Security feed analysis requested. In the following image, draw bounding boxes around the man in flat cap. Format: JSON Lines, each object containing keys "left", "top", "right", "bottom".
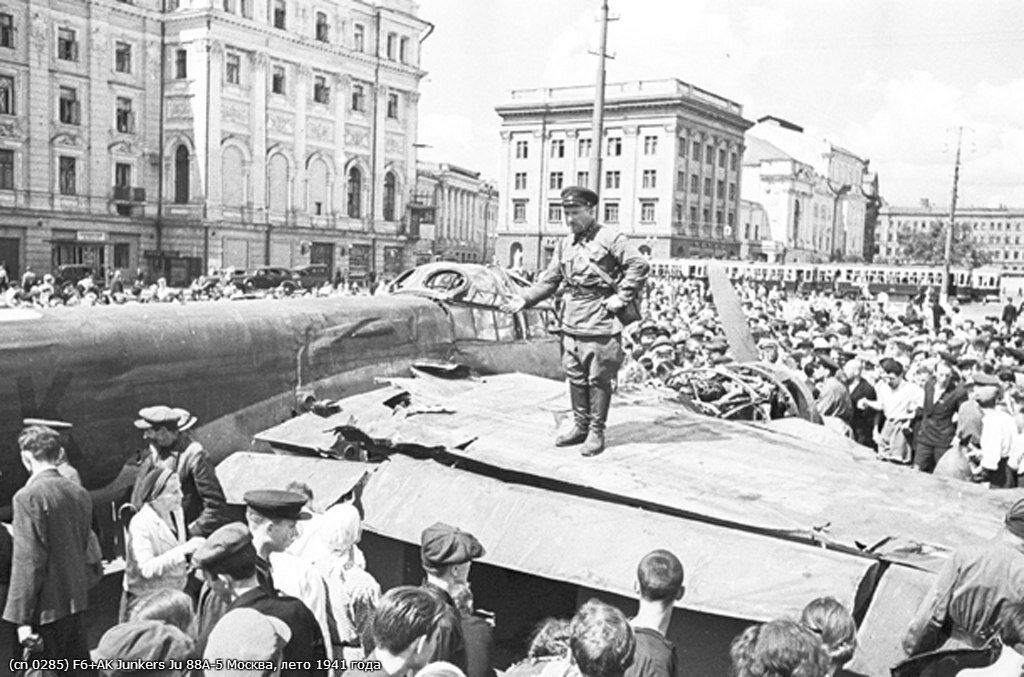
{"left": 502, "top": 186, "right": 650, "bottom": 456}
{"left": 420, "top": 522, "right": 485, "bottom": 672}
{"left": 132, "top": 405, "right": 228, "bottom": 538}
{"left": 193, "top": 522, "right": 328, "bottom": 675}
{"left": 903, "top": 498, "right": 1024, "bottom": 657}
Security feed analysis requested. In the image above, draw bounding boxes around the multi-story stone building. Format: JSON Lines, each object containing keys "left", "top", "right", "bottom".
{"left": 742, "top": 117, "right": 876, "bottom": 263}
{"left": 876, "top": 200, "right": 1024, "bottom": 271}
{"left": 493, "top": 79, "right": 753, "bottom": 271}
{"left": 0, "top": 0, "right": 430, "bottom": 284}
{"left": 412, "top": 161, "right": 497, "bottom": 264}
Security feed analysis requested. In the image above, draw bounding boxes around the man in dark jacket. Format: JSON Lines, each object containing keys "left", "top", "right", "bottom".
{"left": 420, "top": 522, "right": 486, "bottom": 673}
{"left": 502, "top": 186, "right": 649, "bottom": 457}
{"left": 914, "top": 359, "right": 968, "bottom": 473}
{"left": 3, "top": 426, "right": 94, "bottom": 674}
{"left": 625, "top": 550, "right": 684, "bottom": 677}
{"left": 845, "top": 358, "right": 877, "bottom": 449}
{"left": 194, "top": 523, "right": 327, "bottom": 676}
{"left": 132, "top": 405, "right": 228, "bottom": 537}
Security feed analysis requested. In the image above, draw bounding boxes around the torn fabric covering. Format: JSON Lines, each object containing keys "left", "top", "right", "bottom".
{"left": 361, "top": 455, "right": 878, "bottom": 623}
{"left": 258, "top": 372, "right": 1014, "bottom": 572}
{"left": 214, "top": 451, "right": 373, "bottom": 512}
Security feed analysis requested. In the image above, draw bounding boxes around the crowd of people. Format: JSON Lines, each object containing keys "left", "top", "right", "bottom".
{"left": 620, "top": 272, "right": 1024, "bottom": 486}
{"left": 0, "top": 265, "right": 390, "bottom": 309}
{"left": 4, "top": 397, "right": 1024, "bottom": 677}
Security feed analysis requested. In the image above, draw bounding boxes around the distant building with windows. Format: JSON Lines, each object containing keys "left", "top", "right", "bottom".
{"left": 0, "top": 0, "right": 430, "bottom": 285}
{"left": 742, "top": 117, "right": 878, "bottom": 263}
{"left": 876, "top": 200, "right": 1024, "bottom": 271}
{"left": 493, "top": 79, "right": 753, "bottom": 271}
{"left": 412, "top": 161, "right": 497, "bottom": 264}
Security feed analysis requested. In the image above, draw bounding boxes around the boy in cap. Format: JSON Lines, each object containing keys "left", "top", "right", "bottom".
{"left": 501, "top": 186, "right": 650, "bottom": 457}
{"left": 193, "top": 522, "right": 328, "bottom": 675}
{"left": 133, "top": 405, "right": 228, "bottom": 538}
{"left": 342, "top": 586, "right": 446, "bottom": 677}
{"left": 903, "top": 498, "right": 1024, "bottom": 656}
{"left": 420, "top": 522, "right": 485, "bottom": 672}
{"left": 625, "top": 551, "right": 683, "bottom": 677}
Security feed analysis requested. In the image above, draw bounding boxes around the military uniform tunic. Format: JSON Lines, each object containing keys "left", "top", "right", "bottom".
{"left": 520, "top": 223, "right": 648, "bottom": 387}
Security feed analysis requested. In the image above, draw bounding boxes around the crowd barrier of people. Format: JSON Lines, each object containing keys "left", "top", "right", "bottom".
{"left": 0, "top": 267, "right": 392, "bottom": 309}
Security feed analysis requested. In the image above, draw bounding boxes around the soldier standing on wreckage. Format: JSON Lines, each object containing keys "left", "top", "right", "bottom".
{"left": 502, "top": 186, "right": 649, "bottom": 457}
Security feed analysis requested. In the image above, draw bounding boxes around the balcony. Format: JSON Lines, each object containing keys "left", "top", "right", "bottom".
{"left": 113, "top": 186, "right": 146, "bottom": 202}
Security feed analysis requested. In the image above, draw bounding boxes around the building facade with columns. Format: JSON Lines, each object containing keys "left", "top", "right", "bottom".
{"left": 742, "top": 117, "right": 877, "bottom": 263}
{"left": 0, "top": 0, "right": 431, "bottom": 285}
{"left": 493, "top": 79, "right": 752, "bottom": 272}
{"left": 412, "top": 161, "right": 497, "bottom": 264}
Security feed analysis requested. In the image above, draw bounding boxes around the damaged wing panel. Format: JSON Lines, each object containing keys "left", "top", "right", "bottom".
{"left": 362, "top": 455, "right": 878, "bottom": 623}
{"left": 260, "top": 372, "right": 1012, "bottom": 571}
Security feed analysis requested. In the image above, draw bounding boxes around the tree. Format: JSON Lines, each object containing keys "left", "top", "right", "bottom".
{"left": 897, "top": 222, "right": 991, "bottom": 268}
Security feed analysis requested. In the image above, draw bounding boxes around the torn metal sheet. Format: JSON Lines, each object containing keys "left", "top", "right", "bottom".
{"left": 361, "top": 455, "right": 878, "bottom": 623}
{"left": 215, "top": 451, "right": 373, "bottom": 512}
{"left": 261, "top": 372, "right": 1015, "bottom": 572}
{"left": 708, "top": 262, "right": 759, "bottom": 362}
{"left": 848, "top": 563, "right": 935, "bottom": 677}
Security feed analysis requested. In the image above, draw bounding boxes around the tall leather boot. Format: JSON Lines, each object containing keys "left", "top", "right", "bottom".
{"left": 580, "top": 384, "right": 611, "bottom": 457}
{"left": 555, "top": 383, "right": 590, "bottom": 446}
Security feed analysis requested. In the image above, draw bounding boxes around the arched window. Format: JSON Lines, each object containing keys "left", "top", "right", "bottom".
{"left": 383, "top": 171, "right": 396, "bottom": 221}
{"left": 639, "top": 245, "right": 652, "bottom": 257}
{"left": 308, "top": 157, "right": 328, "bottom": 215}
{"left": 347, "top": 166, "right": 362, "bottom": 218}
{"left": 174, "top": 146, "right": 190, "bottom": 204}
{"left": 509, "top": 242, "right": 523, "bottom": 268}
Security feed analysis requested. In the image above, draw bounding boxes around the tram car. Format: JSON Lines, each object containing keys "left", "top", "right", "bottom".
{"left": 648, "top": 258, "right": 1002, "bottom": 301}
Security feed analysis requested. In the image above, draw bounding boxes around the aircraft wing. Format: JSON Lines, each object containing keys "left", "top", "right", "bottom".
{"left": 245, "top": 371, "right": 983, "bottom": 674}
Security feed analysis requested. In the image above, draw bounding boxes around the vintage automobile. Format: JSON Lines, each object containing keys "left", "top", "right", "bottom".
{"left": 240, "top": 266, "right": 294, "bottom": 291}
{"left": 291, "top": 263, "right": 331, "bottom": 290}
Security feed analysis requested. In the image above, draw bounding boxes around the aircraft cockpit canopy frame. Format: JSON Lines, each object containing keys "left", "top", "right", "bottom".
{"left": 388, "top": 263, "right": 544, "bottom": 310}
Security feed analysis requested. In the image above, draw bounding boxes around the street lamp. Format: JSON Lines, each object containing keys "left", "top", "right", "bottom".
{"left": 827, "top": 180, "right": 851, "bottom": 261}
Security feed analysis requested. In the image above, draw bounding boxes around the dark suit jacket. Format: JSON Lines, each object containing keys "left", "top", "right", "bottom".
{"left": 2, "top": 468, "right": 93, "bottom": 626}
{"left": 231, "top": 587, "right": 328, "bottom": 676}
{"left": 848, "top": 377, "right": 877, "bottom": 445}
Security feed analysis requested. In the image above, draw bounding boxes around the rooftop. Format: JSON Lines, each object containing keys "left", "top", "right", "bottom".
{"left": 502, "top": 78, "right": 744, "bottom": 116}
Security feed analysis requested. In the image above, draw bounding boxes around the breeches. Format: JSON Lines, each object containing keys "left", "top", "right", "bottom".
{"left": 562, "top": 334, "right": 623, "bottom": 389}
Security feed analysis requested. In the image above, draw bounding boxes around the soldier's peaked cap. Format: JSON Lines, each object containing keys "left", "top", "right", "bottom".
{"left": 243, "top": 489, "right": 311, "bottom": 521}
{"left": 560, "top": 186, "right": 599, "bottom": 208}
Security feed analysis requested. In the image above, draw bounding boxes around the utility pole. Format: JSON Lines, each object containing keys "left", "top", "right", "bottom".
{"left": 587, "top": 0, "right": 613, "bottom": 194}
{"left": 942, "top": 126, "right": 963, "bottom": 303}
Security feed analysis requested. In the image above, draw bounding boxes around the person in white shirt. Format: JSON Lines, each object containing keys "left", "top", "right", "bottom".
{"left": 974, "top": 385, "right": 1018, "bottom": 488}
{"left": 860, "top": 358, "right": 924, "bottom": 464}
{"left": 122, "top": 468, "right": 205, "bottom": 620}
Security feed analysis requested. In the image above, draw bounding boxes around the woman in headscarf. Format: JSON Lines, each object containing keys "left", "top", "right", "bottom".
{"left": 309, "top": 502, "right": 380, "bottom": 660}
{"left": 121, "top": 467, "right": 205, "bottom": 620}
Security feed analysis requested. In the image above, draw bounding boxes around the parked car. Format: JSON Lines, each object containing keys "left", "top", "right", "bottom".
{"left": 291, "top": 264, "right": 331, "bottom": 290}
{"left": 54, "top": 264, "right": 98, "bottom": 287}
{"left": 241, "top": 266, "right": 294, "bottom": 291}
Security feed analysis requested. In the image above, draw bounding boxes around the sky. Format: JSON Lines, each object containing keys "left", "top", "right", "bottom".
{"left": 415, "top": 0, "right": 1024, "bottom": 209}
